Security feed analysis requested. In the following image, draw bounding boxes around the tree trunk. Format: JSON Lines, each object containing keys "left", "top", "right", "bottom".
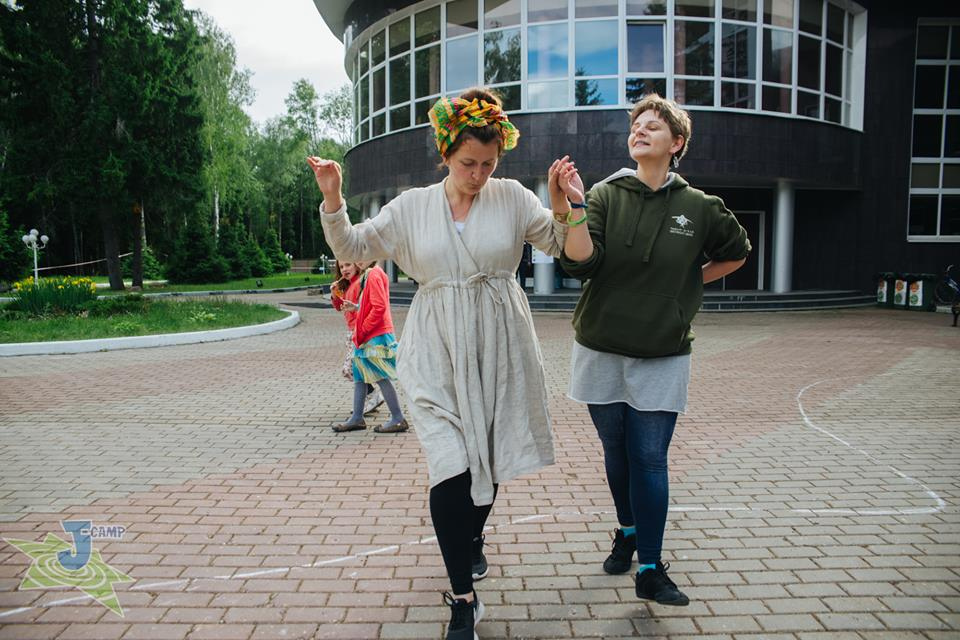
{"left": 99, "top": 205, "right": 124, "bottom": 290}
{"left": 213, "top": 187, "right": 220, "bottom": 239}
{"left": 132, "top": 201, "right": 144, "bottom": 288}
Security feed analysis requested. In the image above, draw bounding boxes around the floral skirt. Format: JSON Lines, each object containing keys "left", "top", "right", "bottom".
{"left": 340, "top": 332, "right": 355, "bottom": 381}
{"left": 351, "top": 333, "right": 398, "bottom": 383}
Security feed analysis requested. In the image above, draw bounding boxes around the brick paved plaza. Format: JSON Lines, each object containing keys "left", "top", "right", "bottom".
{"left": 0, "top": 293, "right": 957, "bottom": 640}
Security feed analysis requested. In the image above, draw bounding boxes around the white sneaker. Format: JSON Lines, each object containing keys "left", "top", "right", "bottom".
{"left": 363, "top": 388, "right": 384, "bottom": 415}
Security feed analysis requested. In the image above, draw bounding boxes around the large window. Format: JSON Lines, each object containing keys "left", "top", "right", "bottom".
{"left": 349, "top": 0, "right": 866, "bottom": 144}
{"left": 908, "top": 21, "right": 960, "bottom": 241}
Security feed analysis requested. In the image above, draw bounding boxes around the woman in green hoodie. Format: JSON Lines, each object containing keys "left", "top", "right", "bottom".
{"left": 560, "top": 94, "right": 750, "bottom": 606}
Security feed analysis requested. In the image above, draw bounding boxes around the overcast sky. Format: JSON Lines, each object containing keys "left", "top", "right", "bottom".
{"left": 182, "top": 0, "right": 350, "bottom": 125}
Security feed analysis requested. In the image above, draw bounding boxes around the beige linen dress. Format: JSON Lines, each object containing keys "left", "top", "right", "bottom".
{"left": 320, "top": 177, "right": 568, "bottom": 505}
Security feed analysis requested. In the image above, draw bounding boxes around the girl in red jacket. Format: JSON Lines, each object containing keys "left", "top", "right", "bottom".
{"left": 334, "top": 261, "right": 408, "bottom": 433}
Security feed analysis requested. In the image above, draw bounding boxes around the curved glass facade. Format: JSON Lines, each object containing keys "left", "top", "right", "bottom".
{"left": 348, "top": 0, "right": 866, "bottom": 145}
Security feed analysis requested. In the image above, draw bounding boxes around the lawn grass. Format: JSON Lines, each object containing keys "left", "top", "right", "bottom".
{"left": 91, "top": 273, "right": 333, "bottom": 293}
{"left": 0, "top": 298, "right": 288, "bottom": 343}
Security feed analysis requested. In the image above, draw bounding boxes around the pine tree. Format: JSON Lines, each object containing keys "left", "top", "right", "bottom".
{"left": 243, "top": 232, "right": 272, "bottom": 278}
{"left": 0, "top": 211, "right": 30, "bottom": 284}
{"left": 165, "top": 211, "right": 228, "bottom": 283}
{"left": 261, "top": 228, "right": 289, "bottom": 274}
{"left": 217, "top": 221, "right": 250, "bottom": 280}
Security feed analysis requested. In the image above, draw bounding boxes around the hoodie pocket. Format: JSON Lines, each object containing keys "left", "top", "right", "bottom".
{"left": 577, "top": 287, "right": 688, "bottom": 358}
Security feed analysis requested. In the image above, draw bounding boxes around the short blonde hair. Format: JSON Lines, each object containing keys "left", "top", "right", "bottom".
{"left": 629, "top": 94, "right": 692, "bottom": 163}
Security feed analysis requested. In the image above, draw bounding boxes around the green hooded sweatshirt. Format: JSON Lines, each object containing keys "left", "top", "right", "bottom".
{"left": 560, "top": 170, "right": 751, "bottom": 358}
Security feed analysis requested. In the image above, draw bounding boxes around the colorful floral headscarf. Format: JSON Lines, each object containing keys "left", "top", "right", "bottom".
{"left": 428, "top": 96, "right": 520, "bottom": 156}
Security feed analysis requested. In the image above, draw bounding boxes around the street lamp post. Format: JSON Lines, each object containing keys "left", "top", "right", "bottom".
{"left": 21, "top": 228, "right": 49, "bottom": 283}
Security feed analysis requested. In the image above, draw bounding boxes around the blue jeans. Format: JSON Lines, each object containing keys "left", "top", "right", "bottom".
{"left": 588, "top": 403, "right": 677, "bottom": 565}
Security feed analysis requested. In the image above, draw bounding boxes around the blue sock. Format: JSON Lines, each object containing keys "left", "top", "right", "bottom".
{"left": 620, "top": 526, "right": 636, "bottom": 537}
{"left": 637, "top": 563, "right": 657, "bottom": 575}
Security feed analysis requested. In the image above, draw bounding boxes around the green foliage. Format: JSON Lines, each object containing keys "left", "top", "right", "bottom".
{"left": 217, "top": 221, "right": 251, "bottom": 280}
{"left": 243, "top": 232, "right": 272, "bottom": 277}
{"left": 0, "top": 211, "right": 30, "bottom": 284}
{"left": 165, "top": 211, "right": 229, "bottom": 283}
{"left": 260, "top": 228, "right": 289, "bottom": 273}
{"left": 85, "top": 293, "right": 150, "bottom": 317}
{"left": 121, "top": 245, "right": 164, "bottom": 280}
{"left": 9, "top": 276, "right": 98, "bottom": 316}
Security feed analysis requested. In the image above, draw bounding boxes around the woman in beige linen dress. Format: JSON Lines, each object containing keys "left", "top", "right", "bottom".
{"left": 308, "top": 87, "right": 591, "bottom": 640}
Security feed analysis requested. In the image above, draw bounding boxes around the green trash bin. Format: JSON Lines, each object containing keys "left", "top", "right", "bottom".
{"left": 893, "top": 273, "right": 910, "bottom": 308}
{"left": 874, "top": 271, "right": 896, "bottom": 307}
{"left": 908, "top": 273, "right": 938, "bottom": 311}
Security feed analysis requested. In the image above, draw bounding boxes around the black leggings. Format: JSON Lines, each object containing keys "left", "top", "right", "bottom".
{"left": 429, "top": 471, "right": 498, "bottom": 595}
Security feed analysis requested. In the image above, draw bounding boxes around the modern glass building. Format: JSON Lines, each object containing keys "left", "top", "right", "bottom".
{"left": 315, "top": 0, "right": 959, "bottom": 293}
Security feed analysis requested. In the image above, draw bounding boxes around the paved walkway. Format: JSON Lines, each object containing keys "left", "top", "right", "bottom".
{"left": 0, "top": 294, "right": 957, "bottom": 640}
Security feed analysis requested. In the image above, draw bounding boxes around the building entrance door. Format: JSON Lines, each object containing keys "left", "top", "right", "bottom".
{"left": 705, "top": 210, "right": 764, "bottom": 291}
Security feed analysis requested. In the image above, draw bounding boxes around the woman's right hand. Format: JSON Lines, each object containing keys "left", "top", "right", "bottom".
{"left": 306, "top": 157, "right": 343, "bottom": 211}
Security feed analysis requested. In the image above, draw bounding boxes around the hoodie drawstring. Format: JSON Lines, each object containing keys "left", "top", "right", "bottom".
{"left": 640, "top": 187, "right": 672, "bottom": 263}
{"left": 626, "top": 188, "right": 645, "bottom": 248}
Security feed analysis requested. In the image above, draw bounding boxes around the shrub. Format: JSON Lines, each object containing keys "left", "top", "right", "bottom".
{"left": 121, "top": 245, "right": 164, "bottom": 280}
{"left": 84, "top": 294, "right": 151, "bottom": 317}
{"left": 243, "top": 232, "right": 272, "bottom": 278}
{"left": 218, "top": 222, "right": 251, "bottom": 280}
{"left": 10, "top": 276, "right": 97, "bottom": 316}
{"left": 261, "top": 228, "right": 290, "bottom": 274}
{"left": 0, "top": 211, "right": 30, "bottom": 285}
{"left": 165, "top": 212, "right": 229, "bottom": 284}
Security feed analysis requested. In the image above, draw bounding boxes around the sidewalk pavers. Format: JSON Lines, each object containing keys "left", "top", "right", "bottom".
{"left": 0, "top": 297, "right": 957, "bottom": 639}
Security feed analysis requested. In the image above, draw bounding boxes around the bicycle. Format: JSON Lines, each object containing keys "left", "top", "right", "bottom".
{"left": 933, "top": 264, "right": 960, "bottom": 326}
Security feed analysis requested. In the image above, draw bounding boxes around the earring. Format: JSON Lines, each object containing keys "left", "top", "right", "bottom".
{"left": 671, "top": 155, "right": 680, "bottom": 169}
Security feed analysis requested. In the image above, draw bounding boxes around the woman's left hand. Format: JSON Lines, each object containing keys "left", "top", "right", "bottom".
{"left": 557, "top": 161, "right": 585, "bottom": 205}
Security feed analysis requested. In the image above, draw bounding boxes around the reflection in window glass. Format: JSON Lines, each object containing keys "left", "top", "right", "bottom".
{"left": 675, "top": 21, "right": 714, "bottom": 77}
{"left": 941, "top": 196, "right": 960, "bottom": 235}
{"left": 485, "top": 28, "right": 521, "bottom": 84}
{"left": 415, "top": 45, "right": 441, "bottom": 98}
{"left": 676, "top": 0, "right": 713, "bottom": 18}
{"left": 447, "top": 0, "right": 478, "bottom": 38}
{"left": 576, "top": 78, "right": 618, "bottom": 105}
{"left": 765, "top": 85, "right": 793, "bottom": 113}
{"left": 722, "top": 24, "right": 756, "bottom": 79}
{"left": 528, "top": 0, "right": 566, "bottom": 23}
{"left": 628, "top": 24, "right": 665, "bottom": 73}
{"left": 390, "top": 19, "right": 410, "bottom": 57}
{"left": 825, "top": 44, "right": 842, "bottom": 96}
{"left": 373, "top": 113, "right": 385, "bottom": 137}
{"left": 446, "top": 36, "right": 478, "bottom": 92}
{"left": 675, "top": 79, "right": 714, "bottom": 106}
{"left": 824, "top": 97, "right": 841, "bottom": 123}
{"left": 529, "top": 23, "right": 568, "bottom": 79}
{"left": 626, "top": 1, "right": 666, "bottom": 15}
{"left": 798, "top": 35, "right": 820, "bottom": 90}
{"left": 908, "top": 195, "right": 938, "bottom": 235}
{"left": 949, "top": 67, "right": 960, "bottom": 108}
{"left": 721, "top": 81, "right": 755, "bottom": 109}
{"left": 576, "top": 21, "right": 618, "bottom": 76}
{"left": 415, "top": 98, "right": 434, "bottom": 124}
{"left": 575, "top": 0, "right": 617, "bottom": 19}
{"left": 796, "top": 90, "right": 818, "bottom": 117}
{"left": 390, "top": 106, "right": 410, "bottom": 131}
{"left": 917, "top": 26, "right": 948, "bottom": 59}
{"left": 911, "top": 164, "right": 940, "bottom": 188}
{"left": 913, "top": 114, "right": 943, "bottom": 157}
{"left": 625, "top": 77, "right": 667, "bottom": 103}
{"left": 763, "top": 0, "right": 793, "bottom": 28}
{"left": 372, "top": 31, "right": 386, "bottom": 66}
{"left": 722, "top": 0, "right": 756, "bottom": 21}
{"left": 826, "top": 3, "right": 844, "bottom": 43}
{"left": 484, "top": 0, "right": 520, "bottom": 29}
{"left": 943, "top": 164, "right": 960, "bottom": 188}
{"left": 494, "top": 84, "right": 521, "bottom": 110}
{"left": 415, "top": 7, "right": 441, "bottom": 47}
{"left": 360, "top": 76, "right": 370, "bottom": 120}
{"left": 373, "top": 68, "right": 385, "bottom": 112}
{"left": 953, "top": 26, "right": 960, "bottom": 59}
{"left": 914, "top": 66, "right": 945, "bottom": 108}
{"left": 359, "top": 45, "right": 369, "bottom": 76}
{"left": 529, "top": 80, "right": 567, "bottom": 108}
{"left": 389, "top": 56, "right": 410, "bottom": 106}
{"left": 798, "top": 0, "right": 822, "bottom": 35}
{"left": 763, "top": 29, "right": 792, "bottom": 83}
{"left": 946, "top": 116, "right": 960, "bottom": 157}
{"left": 358, "top": 122, "right": 368, "bottom": 142}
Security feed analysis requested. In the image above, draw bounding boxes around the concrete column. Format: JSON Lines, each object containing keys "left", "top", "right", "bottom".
{"left": 533, "top": 179, "right": 555, "bottom": 295}
{"left": 772, "top": 180, "right": 794, "bottom": 293}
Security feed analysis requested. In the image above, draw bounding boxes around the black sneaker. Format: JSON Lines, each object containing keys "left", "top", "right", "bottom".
{"left": 443, "top": 591, "right": 485, "bottom": 640}
{"left": 634, "top": 561, "right": 690, "bottom": 606}
{"left": 602, "top": 528, "right": 635, "bottom": 574}
{"left": 471, "top": 535, "right": 488, "bottom": 580}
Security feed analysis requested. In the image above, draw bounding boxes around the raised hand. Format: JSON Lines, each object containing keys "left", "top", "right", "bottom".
{"left": 306, "top": 157, "right": 343, "bottom": 211}
{"left": 557, "top": 161, "right": 585, "bottom": 205}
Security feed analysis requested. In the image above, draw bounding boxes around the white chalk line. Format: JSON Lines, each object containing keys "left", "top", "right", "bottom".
{"left": 0, "top": 378, "right": 948, "bottom": 617}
